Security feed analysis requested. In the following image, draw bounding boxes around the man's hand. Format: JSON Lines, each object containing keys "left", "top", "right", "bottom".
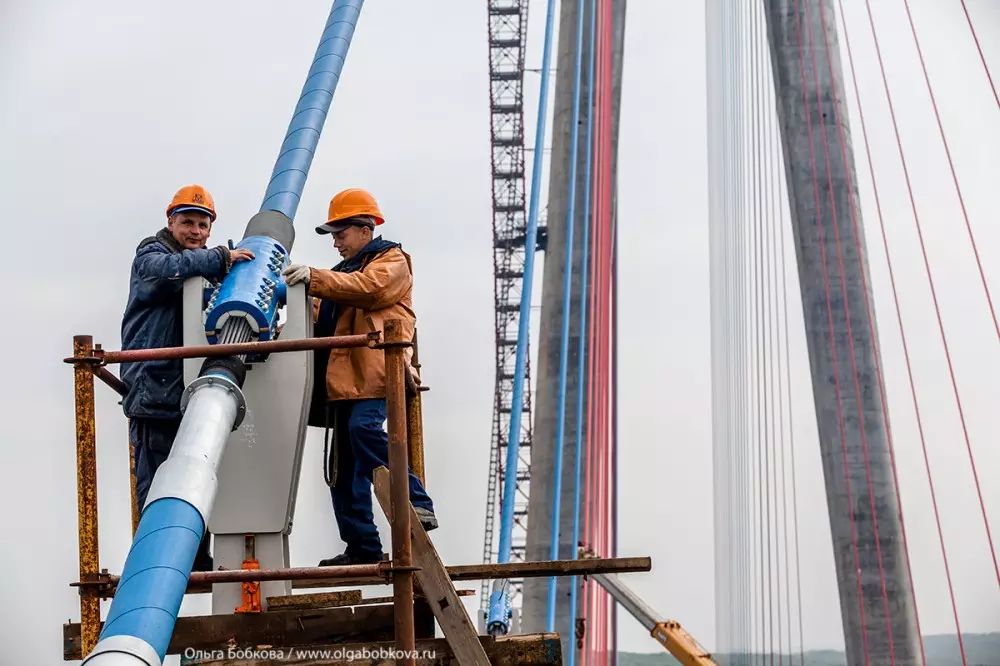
{"left": 230, "top": 248, "right": 255, "bottom": 262}
{"left": 283, "top": 264, "right": 311, "bottom": 286}
{"left": 405, "top": 364, "right": 420, "bottom": 396}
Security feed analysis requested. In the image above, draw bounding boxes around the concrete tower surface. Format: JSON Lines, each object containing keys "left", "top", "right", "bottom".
{"left": 763, "top": 0, "right": 921, "bottom": 663}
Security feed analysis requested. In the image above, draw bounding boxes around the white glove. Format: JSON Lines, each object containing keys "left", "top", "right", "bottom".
{"left": 283, "top": 263, "right": 311, "bottom": 286}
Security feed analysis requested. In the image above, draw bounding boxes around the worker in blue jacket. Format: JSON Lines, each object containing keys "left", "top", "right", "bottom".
{"left": 119, "top": 185, "right": 254, "bottom": 570}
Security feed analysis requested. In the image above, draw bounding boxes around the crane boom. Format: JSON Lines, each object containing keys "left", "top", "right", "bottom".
{"left": 590, "top": 571, "right": 717, "bottom": 666}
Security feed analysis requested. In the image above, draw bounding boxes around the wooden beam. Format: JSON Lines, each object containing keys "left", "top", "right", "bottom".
{"left": 266, "top": 587, "right": 477, "bottom": 612}
{"left": 353, "top": 588, "right": 476, "bottom": 606}
{"left": 63, "top": 603, "right": 435, "bottom": 661}
{"left": 179, "top": 632, "right": 563, "bottom": 665}
{"left": 373, "top": 466, "right": 492, "bottom": 666}
{"left": 266, "top": 590, "right": 363, "bottom": 611}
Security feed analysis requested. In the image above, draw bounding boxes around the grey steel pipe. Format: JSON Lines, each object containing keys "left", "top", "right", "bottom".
{"left": 590, "top": 572, "right": 658, "bottom": 633}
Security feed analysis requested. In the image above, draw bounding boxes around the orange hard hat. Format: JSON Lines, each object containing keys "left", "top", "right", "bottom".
{"left": 316, "top": 188, "right": 384, "bottom": 235}
{"left": 166, "top": 184, "right": 217, "bottom": 221}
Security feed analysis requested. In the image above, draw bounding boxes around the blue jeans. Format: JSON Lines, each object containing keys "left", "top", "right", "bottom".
{"left": 329, "top": 399, "right": 434, "bottom": 560}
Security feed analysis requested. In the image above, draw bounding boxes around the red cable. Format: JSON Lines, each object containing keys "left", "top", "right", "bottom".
{"left": 599, "top": 42, "right": 608, "bottom": 666}
{"left": 603, "top": 213, "right": 608, "bottom": 663}
{"left": 849, "top": 1, "right": 969, "bottom": 661}
{"left": 610, "top": 225, "right": 618, "bottom": 666}
{"left": 864, "top": 0, "right": 1000, "bottom": 591}
{"left": 601, "top": 0, "right": 613, "bottom": 654}
{"left": 602, "top": 271, "right": 609, "bottom": 666}
{"left": 583, "top": 9, "right": 604, "bottom": 653}
{"left": 835, "top": 0, "right": 937, "bottom": 660}
{"left": 792, "top": 2, "right": 872, "bottom": 663}
{"left": 610, "top": 111, "right": 619, "bottom": 665}
{"left": 594, "top": 4, "right": 606, "bottom": 659}
{"left": 900, "top": 0, "right": 1000, "bottom": 343}
{"left": 601, "top": 2, "right": 614, "bottom": 652}
{"left": 602, "top": 196, "right": 610, "bottom": 662}
{"left": 836, "top": 2, "right": 962, "bottom": 664}
{"left": 584, "top": 1, "right": 619, "bottom": 658}
{"left": 811, "top": 3, "right": 900, "bottom": 661}
{"left": 596, "top": 145, "right": 607, "bottom": 666}
{"left": 593, "top": 113, "right": 602, "bottom": 666}
{"left": 598, "top": 0, "right": 612, "bottom": 655}
{"left": 960, "top": 0, "right": 1000, "bottom": 113}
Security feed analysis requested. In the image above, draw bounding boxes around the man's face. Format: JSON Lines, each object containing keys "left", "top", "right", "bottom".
{"left": 167, "top": 211, "right": 212, "bottom": 249}
{"left": 333, "top": 224, "right": 371, "bottom": 260}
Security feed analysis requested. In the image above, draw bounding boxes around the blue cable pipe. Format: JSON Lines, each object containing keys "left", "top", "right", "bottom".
{"left": 487, "top": 0, "right": 560, "bottom": 636}
{"left": 567, "top": 0, "right": 598, "bottom": 662}
{"left": 260, "top": 0, "right": 364, "bottom": 221}
{"left": 83, "top": 5, "right": 363, "bottom": 663}
{"left": 546, "top": 0, "right": 589, "bottom": 633}
{"left": 84, "top": 379, "right": 244, "bottom": 666}
{"left": 97, "top": 500, "right": 204, "bottom": 655}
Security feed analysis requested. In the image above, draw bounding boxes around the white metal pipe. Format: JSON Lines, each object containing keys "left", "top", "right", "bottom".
{"left": 143, "top": 377, "right": 244, "bottom": 523}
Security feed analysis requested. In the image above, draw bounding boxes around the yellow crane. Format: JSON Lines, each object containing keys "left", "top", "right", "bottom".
{"left": 584, "top": 552, "right": 717, "bottom": 666}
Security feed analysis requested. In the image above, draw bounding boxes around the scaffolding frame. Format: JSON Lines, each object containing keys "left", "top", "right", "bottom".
{"left": 65, "top": 326, "right": 649, "bottom": 664}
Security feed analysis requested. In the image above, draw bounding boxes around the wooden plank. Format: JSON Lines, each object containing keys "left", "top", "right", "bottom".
{"left": 179, "top": 632, "right": 563, "bottom": 665}
{"left": 266, "top": 589, "right": 363, "bottom": 611}
{"left": 63, "top": 604, "right": 435, "bottom": 661}
{"left": 373, "top": 466, "right": 492, "bottom": 666}
{"left": 353, "top": 588, "right": 476, "bottom": 607}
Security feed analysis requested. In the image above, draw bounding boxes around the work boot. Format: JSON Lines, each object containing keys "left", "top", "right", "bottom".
{"left": 318, "top": 551, "right": 383, "bottom": 567}
{"left": 414, "top": 506, "right": 438, "bottom": 532}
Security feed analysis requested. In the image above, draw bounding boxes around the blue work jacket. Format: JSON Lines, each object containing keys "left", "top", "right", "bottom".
{"left": 120, "top": 228, "right": 232, "bottom": 420}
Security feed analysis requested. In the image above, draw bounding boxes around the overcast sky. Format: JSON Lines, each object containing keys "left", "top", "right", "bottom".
{"left": 1, "top": 1, "right": 999, "bottom": 664}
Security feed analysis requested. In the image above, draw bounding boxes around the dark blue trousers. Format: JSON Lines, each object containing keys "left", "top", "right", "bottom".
{"left": 329, "top": 399, "right": 434, "bottom": 560}
{"left": 129, "top": 418, "right": 179, "bottom": 510}
{"left": 129, "top": 417, "right": 212, "bottom": 564}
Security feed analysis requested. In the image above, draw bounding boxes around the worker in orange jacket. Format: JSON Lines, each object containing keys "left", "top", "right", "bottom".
{"left": 283, "top": 188, "right": 437, "bottom": 566}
